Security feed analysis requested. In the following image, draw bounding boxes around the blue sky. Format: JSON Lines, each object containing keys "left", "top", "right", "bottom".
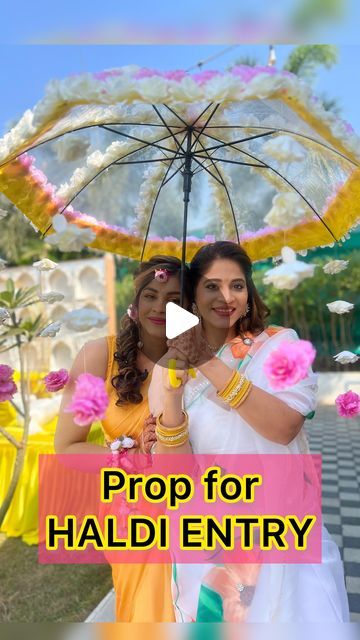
{"left": 1, "top": 44, "right": 360, "bottom": 136}
{"left": 1, "top": 0, "right": 359, "bottom": 44}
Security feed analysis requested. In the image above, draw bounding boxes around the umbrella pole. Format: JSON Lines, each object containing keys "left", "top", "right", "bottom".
{"left": 180, "top": 128, "right": 193, "bottom": 307}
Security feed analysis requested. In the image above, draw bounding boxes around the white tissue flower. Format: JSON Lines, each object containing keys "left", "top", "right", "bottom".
{"left": 263, "top": 246, "right": 316, "bottom": 290}
{"left": 39, "top": 291, "right": 65, "bottom": 304}
{"left": 326, "top": 300, "right": 354, "bottom": 314}
{"left": 0, "top": 307, "right": 11, "bottom": 323}
{"left": 61, "top": 308, "right": 108, "bottom": 332}
{"left": 39, "top": 321, "right": 62, "bottom": 337}
{"left": 32, "top": 258, "right": 58, "bottom": 271}
{"left": 333, "top": 351, "right": 359, "bottom": 364}
{"left": 323, "top": 260, "right": 349, "bottom": 275}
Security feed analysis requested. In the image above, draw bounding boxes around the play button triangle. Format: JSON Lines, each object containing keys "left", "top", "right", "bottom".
{"left": 166, "top": 302, "right": 199, "bottom": 339}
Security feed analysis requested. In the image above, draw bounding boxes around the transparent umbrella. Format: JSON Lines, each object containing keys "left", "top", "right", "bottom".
{"left": 0, "top": 64, "right": 360, "bottom": 300}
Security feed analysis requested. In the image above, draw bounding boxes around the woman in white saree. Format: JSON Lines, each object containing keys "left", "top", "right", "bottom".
{"left": 148, "top": 241, "right": 349, "bottom": 623}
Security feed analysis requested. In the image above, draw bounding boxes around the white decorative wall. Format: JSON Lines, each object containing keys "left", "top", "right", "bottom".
{"left": 0, "top": 254, "right": 116, "bottom": 373}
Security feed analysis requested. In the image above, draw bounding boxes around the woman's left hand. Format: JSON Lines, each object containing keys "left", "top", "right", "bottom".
{"left": 139, "top": 414, "right": 157, "bottom": 453}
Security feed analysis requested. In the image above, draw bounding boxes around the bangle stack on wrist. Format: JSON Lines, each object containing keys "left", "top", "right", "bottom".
{"left": 217, "top": 371, "right": 252, "bottom": 408}
{"left": 155, "top": 410, "right": 189, "bottom": 447}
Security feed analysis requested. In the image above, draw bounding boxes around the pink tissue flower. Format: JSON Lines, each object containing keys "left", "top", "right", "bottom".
{"left": 335, "top": 390, "right": 360, "bottom": 418}
{"left": 263, "top": 340, "right": 316, "bottom": 390}
{"left": 43, "top": 369, "right": 70, "bottom": 392}
{"left": 0, "top": 364, "right": 17, "bottom": 402}
{"left": 65, "top": 373, "right": 109, "bottom": 426}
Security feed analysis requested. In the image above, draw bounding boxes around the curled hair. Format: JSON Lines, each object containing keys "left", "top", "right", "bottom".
{"left": 112, "top": 255, "right": 190, "bottom": 405}
{"left": 190, "top": 241, "right": 270, "bottom": 337}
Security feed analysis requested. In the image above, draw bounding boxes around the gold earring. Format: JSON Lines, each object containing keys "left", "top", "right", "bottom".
{"left": 240, "top": 303, "right": 250, "bottom": 319}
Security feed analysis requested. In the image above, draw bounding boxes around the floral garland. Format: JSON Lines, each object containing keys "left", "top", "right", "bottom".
{"left": 1, "top": 65, "right": 360, "bottom": 167}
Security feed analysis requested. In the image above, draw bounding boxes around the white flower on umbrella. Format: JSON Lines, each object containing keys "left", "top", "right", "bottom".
{"left": 32, "top": 258, "right": 58, "bottom": 271}
{"left": 203, "top": 75, "right": 243, "bottom": 102}
{"left": 134, "top": 162, "right": 170, "bottom": 234}
{"left": 263, "top": 246, "right": 316, "bottom": 290}
{"left": 0, "top": 109, "right": 36, "bottom": 162}
{"left": 326, "top": 300, "right": 354, "bottom": 314}
{"left": 323, "top": 260, "right": 349, "bottom": 275}
{"left": 45, "top": 214, "right": 96, "bottom": 252}
{"left": 333, "top": 350, "right": 359, "bottom": 364}
{"left": 263, "top": 135, "right": 306, "bottom": 163}
{"left": 61, "top": 308, "right": 108, "bottom": 332}
{"left": 39, "top": 291, "right": 65, "bottom": 304}
{"left": 264, "top": 193, "right": 312, "bottom": 228}
{"left": 56, "top": 133, "right": 159, "bottom": 203}
{"left": 0, "top": 208, "right": 8, "bottom": 219}
{"left": 0, "top": 307, "right": 11, "bottom": 323}
{"left": 39, "top": 321, "right": 62, "bottom": 337}
{"left": 138, "top": 77, "right": 169, "bottom": 103}
{"left": 208, "top": 172, "right": 240, "bottom": 238}
{"left": 53, "top": 136, "right": 90, "bottom": 162}
{"left": 0, "top": 258, "right": 7, "bottom": 270}
{"left": 169, "top": 77, "right": 203, "bottom": 102}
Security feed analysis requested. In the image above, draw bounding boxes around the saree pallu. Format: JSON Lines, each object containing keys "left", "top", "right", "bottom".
{"left": 149, "top": 326, "right": 350, "bottom": 622}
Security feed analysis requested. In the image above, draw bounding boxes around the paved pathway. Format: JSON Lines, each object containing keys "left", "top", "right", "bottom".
{"left": 306, "top": 404, "right": 360, "bottom": 622}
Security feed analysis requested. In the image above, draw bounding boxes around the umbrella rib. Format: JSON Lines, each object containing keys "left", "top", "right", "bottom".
{"left": 191, "top": 102, "right": 216, "bottom": 127}
{"left": 152, "top": 106, "right": 187, "bottom": 154}
{"left": 199, "top": 130, "right": 277, "bottom": 154}
{"left": 201, "top": 130, "right": 339, "bottom": 243}
{"left": 0, "top": 122, "right": 183, "bottom": 170}
{"left": 191, "top": 154, "right": 240, "bottom": 244}
{"left": 162, "top": 162, "right": 186, "bottom": 186}
{"left": 99, "top": 125, "right": 183, "bottom": 156}
{"left": 190, "top": 104, "right": 220, "bottom": 152}
{"left": 140, "top": 151, "right": 185, "bottom": 262}
{"left": 40, "top": 133, "right": 177, "bottom": 238}
{"left": 201, "top": 125, "right": 359, "bottom": 167}
{"left": 162, "top": 105, "right": 189, "bottom": 127}
{"left": 195, "top": 156, "right": 266, "bottom": 168}
{"left": 113, "top": 158, "right": 174, "bottom": 165}
{"left": 192, "top": 133, "right": 240, "bottom": 244}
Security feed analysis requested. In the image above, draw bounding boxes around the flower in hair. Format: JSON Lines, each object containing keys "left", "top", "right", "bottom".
{"left": 127, "top": 303, "right": 138, "bottom": 321}
{"left": 154, "top": 268, "right": 170, "bottom": 282}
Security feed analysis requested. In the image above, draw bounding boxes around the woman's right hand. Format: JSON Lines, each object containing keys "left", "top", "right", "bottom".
{"left": 161, "top": 348, "right": 189, "bottom": 396}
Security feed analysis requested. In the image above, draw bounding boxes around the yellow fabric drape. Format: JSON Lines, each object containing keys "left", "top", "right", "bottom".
{"left": 0, "top": 418, "right": 104, "bottom": 544}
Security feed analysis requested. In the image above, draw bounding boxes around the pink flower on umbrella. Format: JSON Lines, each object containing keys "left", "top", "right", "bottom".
{"left": 43, "top": 369, "right": 70, "bottom": 392}
{"left": 335, "top": 390, "right": 360, "bottom": 418}
{"left": 263, "top": 340, "right": 316, "bottom": 390}
{"left": 0, "top": 364, "right": 17, "bottom": 402}
{"left": 65, "top": 373, "right": 109, "bottom": 426}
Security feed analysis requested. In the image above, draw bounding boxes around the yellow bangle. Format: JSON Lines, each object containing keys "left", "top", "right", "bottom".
{"left": 156, "top": 430, "right": 189, "bottom": 447}
{"left": 229, "top": 380, "right": 253, "bottom": 408}
{"left": 217, "top": 371, "right": 239, "bottom": 398}
{"left": 156, "top": 410, "right": 188, "bottom": 434}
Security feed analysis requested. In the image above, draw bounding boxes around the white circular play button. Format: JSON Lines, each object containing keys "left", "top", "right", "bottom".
{"left": 165, "top": 302, "right": 199, "bottom": 340}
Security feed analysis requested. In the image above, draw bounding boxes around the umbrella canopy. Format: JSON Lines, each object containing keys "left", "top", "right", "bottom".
{"left": 0, "top": 65, "right": 360, "bottom": 263}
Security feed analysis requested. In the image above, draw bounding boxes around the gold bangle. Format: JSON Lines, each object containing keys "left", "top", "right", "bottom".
{"left": 156, "top": 431, "right": 189, "bottom": 447}
{"left": 222, "top": 375, "right": 246, "bottom": 404}
{"left": 155, "top": 426, "right": 188, "bottom": 440}
{"left": 229, "top": 380, "right": 253, "bottom": 408}
{"left": 156, "top": 410, "right": 188, "bottom": 433}
{"left": 217, "top": 371, "right": 239, "bottom": 398}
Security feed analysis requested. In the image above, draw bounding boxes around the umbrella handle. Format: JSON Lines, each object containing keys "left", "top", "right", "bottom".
{"left": 168, "top": 359, "right": 196, "bottom": 388}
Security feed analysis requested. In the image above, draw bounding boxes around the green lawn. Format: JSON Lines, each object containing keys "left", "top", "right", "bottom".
{"left": 0, "top": 534, "right": 113, "bottom": 622}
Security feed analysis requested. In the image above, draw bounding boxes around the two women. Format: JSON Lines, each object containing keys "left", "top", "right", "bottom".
{"left": 55, "top": 241, "right": 349, "bottom": 622}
